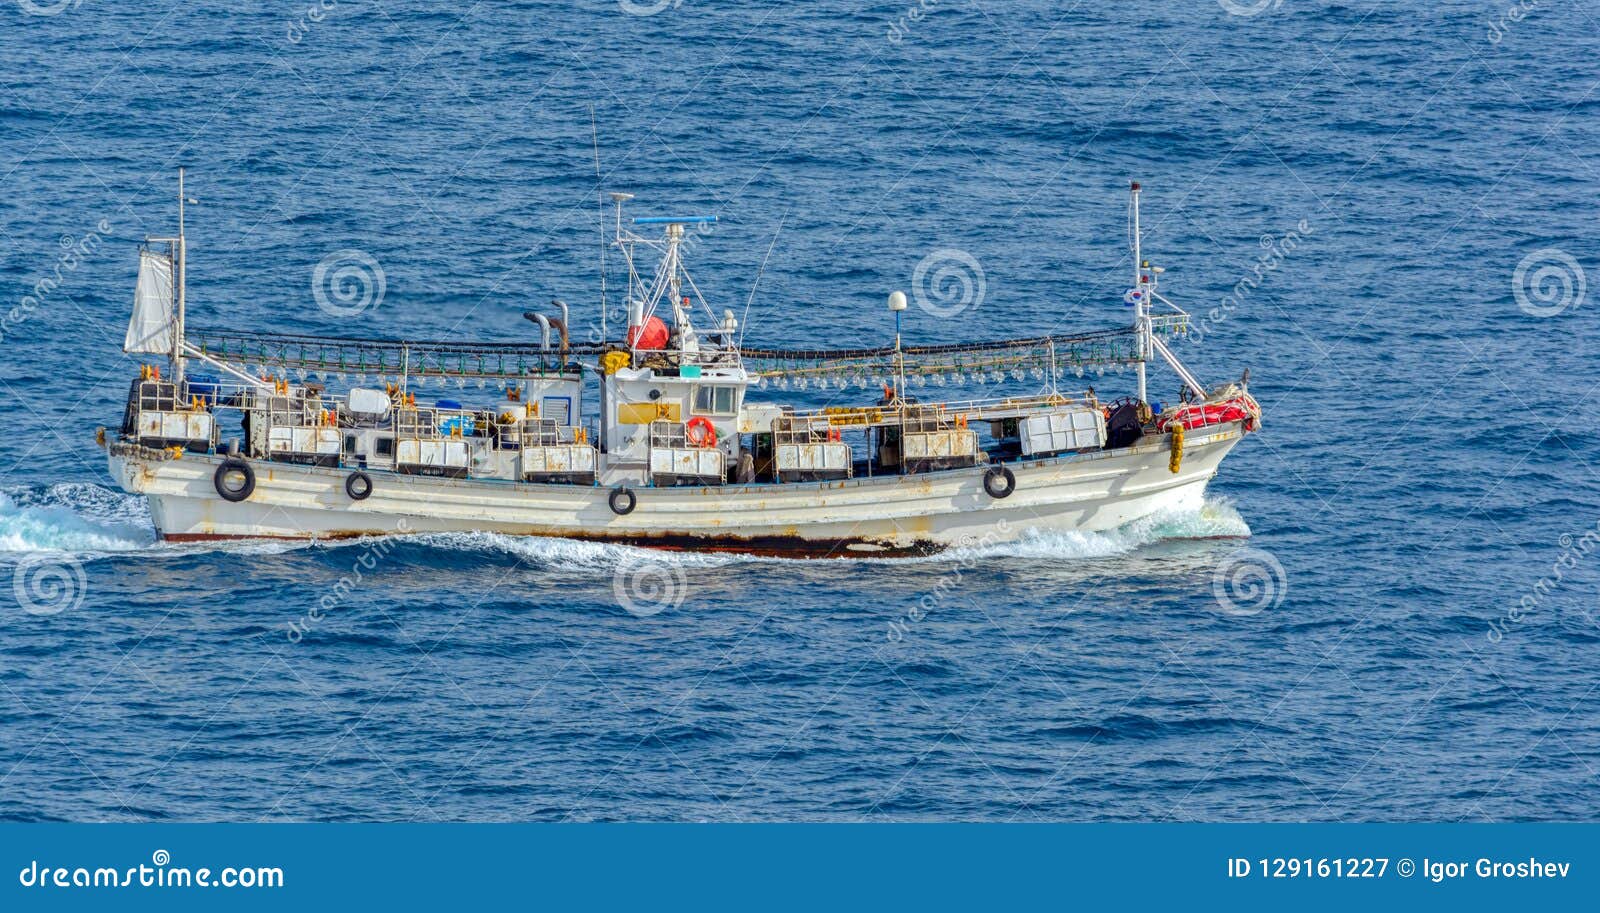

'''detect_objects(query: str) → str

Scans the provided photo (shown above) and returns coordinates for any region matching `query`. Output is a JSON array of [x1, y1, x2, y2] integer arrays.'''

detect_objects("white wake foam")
[[0, 483, 155, 556], [942, 497, 1252, 563]]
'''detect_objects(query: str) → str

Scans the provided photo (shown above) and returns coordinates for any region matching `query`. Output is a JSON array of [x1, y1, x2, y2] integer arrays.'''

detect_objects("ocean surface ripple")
[[0, 1, 1597, 821]]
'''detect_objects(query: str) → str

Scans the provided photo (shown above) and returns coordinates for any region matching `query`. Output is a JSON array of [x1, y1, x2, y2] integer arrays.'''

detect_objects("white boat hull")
[[108, 423, 1244, 557]]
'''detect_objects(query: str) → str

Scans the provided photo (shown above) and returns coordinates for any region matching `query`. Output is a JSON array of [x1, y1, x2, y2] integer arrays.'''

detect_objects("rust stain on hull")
[[161, 529, 944, 559]]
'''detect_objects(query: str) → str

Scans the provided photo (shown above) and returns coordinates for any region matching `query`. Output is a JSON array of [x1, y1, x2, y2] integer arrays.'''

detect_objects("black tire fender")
[[983, 464, 1016, 500], [214, 458, 256, 503], [608, 486, 637, 516], [345, 471, 373, 501]]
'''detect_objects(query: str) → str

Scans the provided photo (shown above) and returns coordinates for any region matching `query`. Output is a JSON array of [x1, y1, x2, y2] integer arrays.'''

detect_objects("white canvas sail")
[[125, 249, 175, 354]]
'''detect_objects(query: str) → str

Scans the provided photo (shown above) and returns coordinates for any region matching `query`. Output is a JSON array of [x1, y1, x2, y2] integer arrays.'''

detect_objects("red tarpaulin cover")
[[1166, 399, 1254, 431]]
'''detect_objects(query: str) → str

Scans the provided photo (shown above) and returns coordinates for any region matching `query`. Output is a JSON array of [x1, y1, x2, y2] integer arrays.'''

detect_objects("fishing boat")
[[103, 177, 1260, 557]]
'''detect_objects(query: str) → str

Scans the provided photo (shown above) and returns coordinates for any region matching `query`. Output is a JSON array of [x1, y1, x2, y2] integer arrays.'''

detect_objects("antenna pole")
[[590, 105, 608, 343], [175, 167, 187, 386], [739, 214, 785, 350], [1131, 180, 1146, 405], [895, 309, 904, 400]]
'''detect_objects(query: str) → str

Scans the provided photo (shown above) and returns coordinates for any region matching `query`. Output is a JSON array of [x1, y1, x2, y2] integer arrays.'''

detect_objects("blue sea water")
[[0, 1, 1598, 822]]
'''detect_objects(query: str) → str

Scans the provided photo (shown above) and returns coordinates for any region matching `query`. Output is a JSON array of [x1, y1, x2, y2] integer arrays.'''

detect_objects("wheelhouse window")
[[693, 385, 737, 416]]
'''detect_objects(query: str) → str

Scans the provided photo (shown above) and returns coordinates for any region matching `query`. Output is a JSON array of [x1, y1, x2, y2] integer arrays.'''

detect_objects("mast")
[[1130, 180, 1146, 405], [610, 192, 634, 343], [887, 290, 908, 438], [171, 168, 190, 385]]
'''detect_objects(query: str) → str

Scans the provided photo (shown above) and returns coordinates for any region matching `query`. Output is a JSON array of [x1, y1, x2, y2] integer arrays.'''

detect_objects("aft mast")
[[1131, 180, 1147, 405], [173, 167, 189, 386]]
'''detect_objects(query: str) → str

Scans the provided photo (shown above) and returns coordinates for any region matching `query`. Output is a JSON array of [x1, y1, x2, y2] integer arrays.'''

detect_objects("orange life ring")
[[685, 415, 717, 448], [827, 427, 842, 443]]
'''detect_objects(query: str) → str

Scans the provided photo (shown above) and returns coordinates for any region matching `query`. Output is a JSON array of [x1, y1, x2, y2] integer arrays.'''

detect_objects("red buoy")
[[626, 315, 669, 350]]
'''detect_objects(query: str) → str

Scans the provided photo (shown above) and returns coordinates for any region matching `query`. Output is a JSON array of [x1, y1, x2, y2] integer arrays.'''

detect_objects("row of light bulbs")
[[754, 361, 1130, 390], [239, 359, 1134, 393]]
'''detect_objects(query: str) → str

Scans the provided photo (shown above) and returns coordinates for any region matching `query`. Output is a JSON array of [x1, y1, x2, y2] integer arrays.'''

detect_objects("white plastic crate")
[[649, 447, 724, 480], [775, 442, 851, 472], [137, 411, 213, 443], [397, 439, 469, 468], [520, 445, 596, 475], [1019, 407, 1105, 456], [269, 426, 340, 456], [902, 429, 978, 461]]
